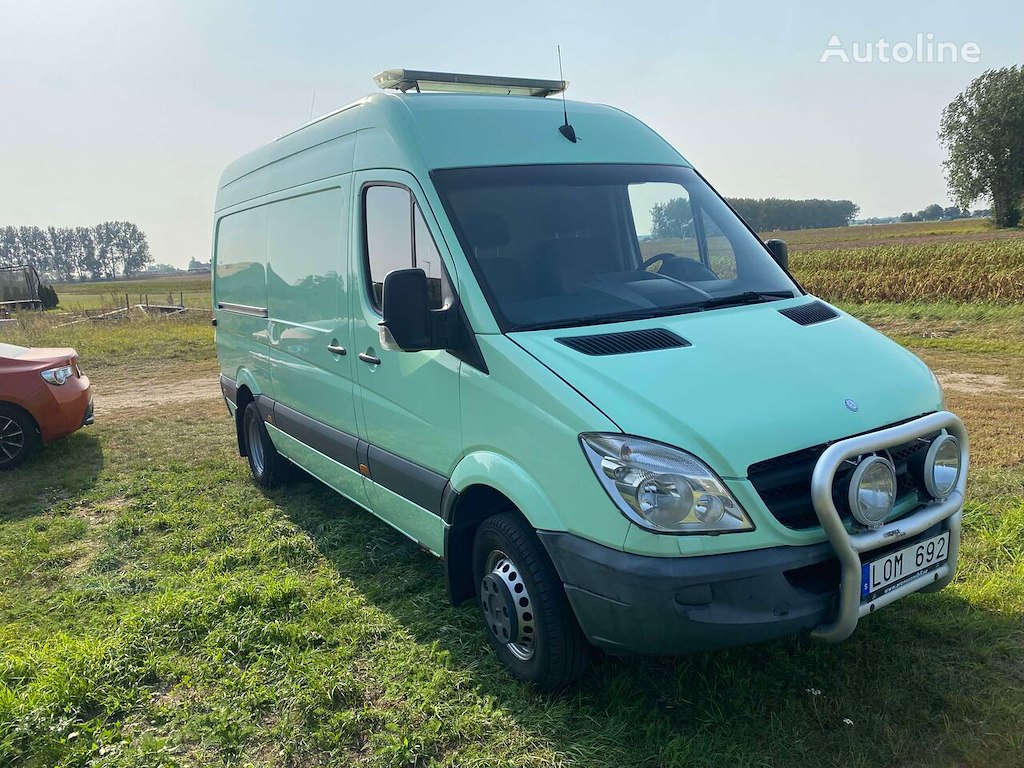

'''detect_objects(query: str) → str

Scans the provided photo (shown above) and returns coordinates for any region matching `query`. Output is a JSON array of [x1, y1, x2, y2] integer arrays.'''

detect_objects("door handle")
[[358, 352, 382, 365], [327, 342, 347, 356]]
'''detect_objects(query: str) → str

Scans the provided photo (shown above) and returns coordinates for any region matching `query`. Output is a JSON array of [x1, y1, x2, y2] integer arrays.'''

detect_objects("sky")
[[1, 1, 1021, 268]]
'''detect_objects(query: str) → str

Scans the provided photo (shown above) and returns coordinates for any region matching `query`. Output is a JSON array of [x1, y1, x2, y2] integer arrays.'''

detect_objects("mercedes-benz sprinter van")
[[213, 70, 968, 689]]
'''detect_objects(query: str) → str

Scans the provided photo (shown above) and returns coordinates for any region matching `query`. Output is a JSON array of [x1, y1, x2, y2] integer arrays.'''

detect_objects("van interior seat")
[[463, 211, 529, 299], [537, 199, 619, 294]]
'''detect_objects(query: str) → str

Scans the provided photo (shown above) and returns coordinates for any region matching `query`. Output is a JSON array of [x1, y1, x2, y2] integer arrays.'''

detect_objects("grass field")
[[51, 274, 212, 312], [1, 221, 1022, 767]]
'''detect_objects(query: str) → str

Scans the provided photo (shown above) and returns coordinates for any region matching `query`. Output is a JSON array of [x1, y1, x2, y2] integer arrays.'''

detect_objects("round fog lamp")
[[847, 455, 896, 527], [924, 435, 961, 499]]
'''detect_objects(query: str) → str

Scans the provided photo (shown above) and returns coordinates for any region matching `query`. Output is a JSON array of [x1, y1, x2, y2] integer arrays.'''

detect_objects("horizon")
[[1, 0, 1021, 269]]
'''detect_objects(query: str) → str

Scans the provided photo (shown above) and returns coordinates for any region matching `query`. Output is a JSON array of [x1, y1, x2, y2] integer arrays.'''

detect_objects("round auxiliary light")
[[847, 455, 897, 527], [923, 434, 961, 499]]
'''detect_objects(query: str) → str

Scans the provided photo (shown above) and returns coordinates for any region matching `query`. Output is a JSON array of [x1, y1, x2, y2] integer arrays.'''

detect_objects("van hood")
[[508, 299, 942, 478]]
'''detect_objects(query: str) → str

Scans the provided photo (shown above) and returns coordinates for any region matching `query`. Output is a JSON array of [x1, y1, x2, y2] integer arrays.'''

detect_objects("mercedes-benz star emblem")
[[844, 398, 859, 412]]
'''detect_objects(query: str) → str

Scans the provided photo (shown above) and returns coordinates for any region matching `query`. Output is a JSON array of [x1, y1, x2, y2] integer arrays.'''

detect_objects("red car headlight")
[[41, 365, 75, 386]]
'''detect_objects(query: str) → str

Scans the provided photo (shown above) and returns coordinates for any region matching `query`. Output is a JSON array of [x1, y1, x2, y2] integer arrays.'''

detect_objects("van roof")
[[216, 92, 689, 212]]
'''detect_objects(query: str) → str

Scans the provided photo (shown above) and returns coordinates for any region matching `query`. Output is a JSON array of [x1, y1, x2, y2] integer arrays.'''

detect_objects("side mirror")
[[765, 239, 788, 271], [380, 268, 433, 352]]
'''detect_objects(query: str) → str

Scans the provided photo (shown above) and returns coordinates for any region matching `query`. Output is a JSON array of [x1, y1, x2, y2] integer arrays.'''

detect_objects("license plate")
[[861, 532, 949, 600]]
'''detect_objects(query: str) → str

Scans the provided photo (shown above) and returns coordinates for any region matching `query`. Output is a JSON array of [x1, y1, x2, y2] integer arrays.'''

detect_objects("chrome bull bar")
[[809, 411, 969, 643]]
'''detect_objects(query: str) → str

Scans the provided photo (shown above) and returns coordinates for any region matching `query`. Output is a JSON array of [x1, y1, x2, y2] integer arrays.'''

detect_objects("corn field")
[[791, 238, 1024, 303]]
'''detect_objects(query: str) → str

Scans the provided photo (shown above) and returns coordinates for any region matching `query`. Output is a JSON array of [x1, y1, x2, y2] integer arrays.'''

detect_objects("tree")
[[940, 66, 1024, 228], [0, 222, 154, 279], [38, 284, 59, 309], [650, 198, 694, 238]]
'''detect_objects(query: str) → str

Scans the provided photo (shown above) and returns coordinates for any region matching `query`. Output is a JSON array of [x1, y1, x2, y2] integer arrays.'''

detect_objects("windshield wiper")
[[511, 292, 796, 332], [686, 291, 795, 310]]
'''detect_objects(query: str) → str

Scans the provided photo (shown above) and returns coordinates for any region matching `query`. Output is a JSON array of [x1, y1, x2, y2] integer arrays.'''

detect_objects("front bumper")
[[82, 394, 95, 426], [808, 410, 968, 642], [540, 530, 840, 653], [539, 411, 967, 655], [34, 375, 92, 443]]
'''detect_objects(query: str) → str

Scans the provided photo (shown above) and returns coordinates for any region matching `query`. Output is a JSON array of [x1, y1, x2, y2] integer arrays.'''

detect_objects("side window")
[[414, 203, 453, 309], [267, 188, 345, 325], [628, 183, 701, 269], [701, 210, 739, 279], [215, 206, 268, 308], [364, 185, 452, 311], [365, 185, 413, 309]]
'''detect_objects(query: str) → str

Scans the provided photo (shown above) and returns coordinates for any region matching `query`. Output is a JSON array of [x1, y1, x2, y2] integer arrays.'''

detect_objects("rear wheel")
[[0, 404, 38, 471], [473, 512, 590, 690], [241, 402, 290, 488]]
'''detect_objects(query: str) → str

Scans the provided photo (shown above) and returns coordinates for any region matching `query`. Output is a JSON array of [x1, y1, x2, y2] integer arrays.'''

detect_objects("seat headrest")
[[545, 200, 590, 238], [462, 211, 510, 249]]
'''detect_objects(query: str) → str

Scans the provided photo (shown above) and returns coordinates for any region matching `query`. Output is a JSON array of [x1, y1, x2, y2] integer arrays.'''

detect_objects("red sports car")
[[0, 342, 93, 469]]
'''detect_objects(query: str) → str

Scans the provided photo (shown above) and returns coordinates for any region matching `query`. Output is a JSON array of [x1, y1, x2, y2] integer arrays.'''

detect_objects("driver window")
[[628, 183, 702, 272]]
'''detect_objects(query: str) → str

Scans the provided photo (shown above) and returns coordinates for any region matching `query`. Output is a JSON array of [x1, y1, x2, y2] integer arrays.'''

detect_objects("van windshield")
[[431, 164, 800, 332]]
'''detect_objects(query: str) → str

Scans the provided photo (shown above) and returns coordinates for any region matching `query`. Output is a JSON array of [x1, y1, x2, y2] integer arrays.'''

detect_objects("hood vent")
[[779, 301, 839, 326], [556, 328, 691, 356]]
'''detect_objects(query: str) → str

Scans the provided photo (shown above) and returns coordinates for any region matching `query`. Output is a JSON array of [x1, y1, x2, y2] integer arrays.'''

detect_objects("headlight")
[[580, 433, 753, 534], [40, 365, 74, 386], [921, 434, 961, 499], [847, 455, 896, 527]]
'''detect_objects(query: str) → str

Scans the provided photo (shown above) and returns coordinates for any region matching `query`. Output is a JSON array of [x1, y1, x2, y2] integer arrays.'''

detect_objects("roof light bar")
[[373, 69, 567, 98]]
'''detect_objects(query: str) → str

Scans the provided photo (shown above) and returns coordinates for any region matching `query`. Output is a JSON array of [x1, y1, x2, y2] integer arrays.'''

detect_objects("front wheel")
[[473, 512, 590, 690], [0, 405, 38, 470], [241, 402, 291, 488]]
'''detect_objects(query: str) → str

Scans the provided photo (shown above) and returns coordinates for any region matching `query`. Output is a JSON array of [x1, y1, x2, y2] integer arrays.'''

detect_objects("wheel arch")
[[230, 367, 262, 457], [443, 452, 565, 606], [0, 399, 41, 436]]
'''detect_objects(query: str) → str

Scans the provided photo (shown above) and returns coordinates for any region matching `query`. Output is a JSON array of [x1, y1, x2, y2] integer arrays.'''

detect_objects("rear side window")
[[363, 185, 451, 311], [215, 206, 268, 309], [267, 188, 345, 325]]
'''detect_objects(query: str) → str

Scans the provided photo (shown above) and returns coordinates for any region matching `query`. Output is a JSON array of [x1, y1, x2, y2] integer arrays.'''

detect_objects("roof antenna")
[[557, 46, 577, 143]]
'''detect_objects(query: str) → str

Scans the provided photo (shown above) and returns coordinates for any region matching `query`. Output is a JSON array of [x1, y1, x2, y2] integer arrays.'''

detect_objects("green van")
[[213, 70, 968, 689]]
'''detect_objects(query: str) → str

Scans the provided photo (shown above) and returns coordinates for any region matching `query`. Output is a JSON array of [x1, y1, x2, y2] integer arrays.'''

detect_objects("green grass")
[[1, 397, 1021, 767], [0, 313, 213, 372], [52, 275, 212, 312], [0, 302, 1021, 766]]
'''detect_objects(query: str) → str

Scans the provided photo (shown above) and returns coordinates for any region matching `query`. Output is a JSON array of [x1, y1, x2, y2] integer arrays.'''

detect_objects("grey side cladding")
[[219, 374, 238, 405], [253, 395, 448, 517], [366, 444, 448, 516], [272, 401, 360, 472]]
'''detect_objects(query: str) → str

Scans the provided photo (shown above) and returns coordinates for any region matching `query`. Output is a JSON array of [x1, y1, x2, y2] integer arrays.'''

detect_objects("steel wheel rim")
[[0, 416, 25, 463], [246, 413, 265, 475], [481, 549, 536, 661]]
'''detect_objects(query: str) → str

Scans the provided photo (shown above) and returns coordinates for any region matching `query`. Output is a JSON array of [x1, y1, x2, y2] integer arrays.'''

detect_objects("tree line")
[[0, 222, 153, 281], [898, 204, 976, 222], [650, 197, 860, 238], [727, 198, 860, 231]]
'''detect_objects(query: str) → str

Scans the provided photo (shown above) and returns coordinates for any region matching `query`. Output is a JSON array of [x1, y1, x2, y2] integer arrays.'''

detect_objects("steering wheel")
[[642, 253, 717, 298]]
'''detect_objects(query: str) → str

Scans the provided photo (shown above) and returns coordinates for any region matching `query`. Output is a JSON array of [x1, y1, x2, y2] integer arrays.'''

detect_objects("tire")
[[473, 511, 590, 690], [0, 404, 39, 471], [241, 401, 291, 488]]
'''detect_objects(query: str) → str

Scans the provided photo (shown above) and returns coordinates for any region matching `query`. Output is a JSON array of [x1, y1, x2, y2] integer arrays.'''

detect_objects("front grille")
[[749, 431, 937, 529]]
